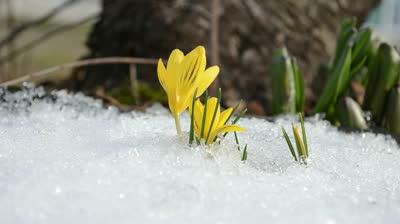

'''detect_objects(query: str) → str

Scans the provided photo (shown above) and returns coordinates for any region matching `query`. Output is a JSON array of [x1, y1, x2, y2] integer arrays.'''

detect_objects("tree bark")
[[74, 0, 379, 113]]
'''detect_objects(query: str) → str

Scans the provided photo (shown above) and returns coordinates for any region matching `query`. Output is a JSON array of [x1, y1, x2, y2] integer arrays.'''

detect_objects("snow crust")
[[0, 85, 399, 224]]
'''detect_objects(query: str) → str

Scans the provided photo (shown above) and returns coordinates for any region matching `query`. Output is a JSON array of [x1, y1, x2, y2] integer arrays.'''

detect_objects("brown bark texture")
[[74, 0, 378, 113]]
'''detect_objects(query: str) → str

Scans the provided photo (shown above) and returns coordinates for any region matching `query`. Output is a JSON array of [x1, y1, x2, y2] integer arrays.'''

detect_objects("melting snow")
[[0, 85, 399, 224]]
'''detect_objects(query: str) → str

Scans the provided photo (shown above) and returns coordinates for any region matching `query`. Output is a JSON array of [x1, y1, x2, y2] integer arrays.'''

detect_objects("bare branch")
[[0, 57, 159, 87], [0, 0, 81, 50], [0, 14, 98, 65]]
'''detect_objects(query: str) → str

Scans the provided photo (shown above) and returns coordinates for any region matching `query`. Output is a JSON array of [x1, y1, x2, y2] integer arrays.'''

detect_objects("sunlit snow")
[[0, 85, 399, 224]]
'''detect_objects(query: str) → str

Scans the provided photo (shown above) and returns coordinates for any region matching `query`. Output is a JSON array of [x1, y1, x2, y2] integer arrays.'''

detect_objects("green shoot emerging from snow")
[[281, 113, 309, 164]]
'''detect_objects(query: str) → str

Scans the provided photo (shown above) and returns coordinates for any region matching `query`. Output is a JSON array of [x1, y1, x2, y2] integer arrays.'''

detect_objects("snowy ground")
[[0, 86, 399, 224]]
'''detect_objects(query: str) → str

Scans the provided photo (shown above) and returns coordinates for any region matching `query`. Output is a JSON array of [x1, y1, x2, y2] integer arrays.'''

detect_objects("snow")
[[0, 85, 399, 224]]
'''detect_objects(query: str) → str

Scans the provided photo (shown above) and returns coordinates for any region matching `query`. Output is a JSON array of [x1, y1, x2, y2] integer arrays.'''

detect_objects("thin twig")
[[0, 57, 159, 87]]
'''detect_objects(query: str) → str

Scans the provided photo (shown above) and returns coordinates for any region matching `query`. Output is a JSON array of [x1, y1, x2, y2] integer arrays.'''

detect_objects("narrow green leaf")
[[200, 91, 209, 140], [298, 113, 308, 157], [224, 100, 242, 125], [212, 101, 241, 143], [363, 42, 382, 109], [383, 85, 400, 134], [232, 108, 248, 124], [234, 132, 240, 151], [366, 43, 400, 124], [333, 18, 355, 66], [292, 58, 305, 112], [189, 89, 198, 145], [220, 101, 243, 140], [271, 47, 296, 114], [350, 57, 367, 77], [292, 124, 307, 159], [221, 108, 247, 139], [241, 144, 248, 161], [350, 28, 372, 68], [315, 45, 352, 113], [334, 46, 352, 101], [281, 127, 298, 161]]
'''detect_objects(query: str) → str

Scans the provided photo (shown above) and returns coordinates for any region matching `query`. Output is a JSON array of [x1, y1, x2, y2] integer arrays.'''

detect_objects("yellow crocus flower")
[[190, 97, 245, 144], [157, 46, 220, 134]]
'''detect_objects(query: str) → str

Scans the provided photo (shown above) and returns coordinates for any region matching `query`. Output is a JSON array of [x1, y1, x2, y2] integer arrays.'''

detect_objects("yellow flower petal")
[[196, 66, 220, 97], [157, 59, 168, 92], [166, 49, 184, 95], [218, 107, 233, 127], [189, 99, 204, 137], [177, 47, 205, 94], [175, 47, 206, 113], [207, 124, 245, 144], [204, 97, 220, 140], [167, 49, 184, 74]]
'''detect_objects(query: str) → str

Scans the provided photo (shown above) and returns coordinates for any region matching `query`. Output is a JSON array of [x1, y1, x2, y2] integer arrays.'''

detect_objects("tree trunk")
[[72, 0, 379, 114]]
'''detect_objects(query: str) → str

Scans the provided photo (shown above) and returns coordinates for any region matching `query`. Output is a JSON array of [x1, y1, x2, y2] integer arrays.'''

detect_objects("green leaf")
[[383, 86, 400, 134], [299, 113, 308, 157], [189, 89, 198, 145], [234, 132, 240, 151], [292, 58, 305, 112], [350, 28, 372, 69], [333, 18, 355, 66], [365, 43, 400, 124], [334, 46, 353, 100], [350, 56, 367, 77], [271, 47, 296, 115], [221, 102, 246, 140], [220, 100, 242, 140], [281, 127, 298, 161], [292, 124, 307, 162], [200, 91, 209, 140], [363, 43, 381, 109], [315, 45, 352, 113], [224, 100, 242, 126], [232, 108, 247, 125], [241, 144, 248, 161]]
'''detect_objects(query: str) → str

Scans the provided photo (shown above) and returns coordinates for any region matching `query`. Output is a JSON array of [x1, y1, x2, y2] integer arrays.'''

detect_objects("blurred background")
[[0, 0, 399, 127]]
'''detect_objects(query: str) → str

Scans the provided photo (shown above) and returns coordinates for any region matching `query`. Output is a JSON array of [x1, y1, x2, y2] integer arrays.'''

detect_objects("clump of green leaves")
[[271, 47, 304, 115], [382, 84, 400, 134], [363, 43, 400, 125], [281, 113, 309, 164], [312, 18, 400, 135], [315, 19, 372, 122]]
